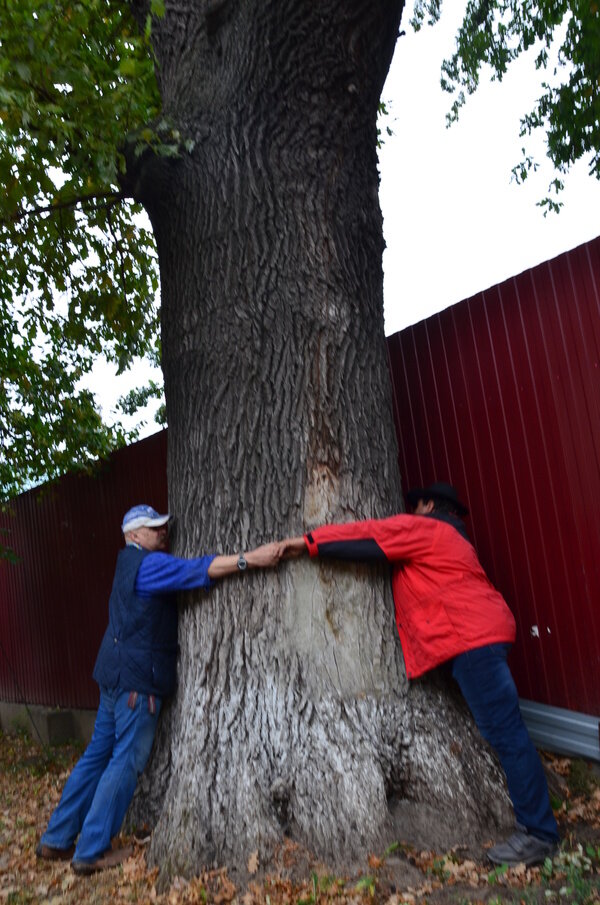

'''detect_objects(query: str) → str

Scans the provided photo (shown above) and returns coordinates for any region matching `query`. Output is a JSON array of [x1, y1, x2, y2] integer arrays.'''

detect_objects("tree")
[[7, 0, 587, 880], [119, 0, 512, 875]]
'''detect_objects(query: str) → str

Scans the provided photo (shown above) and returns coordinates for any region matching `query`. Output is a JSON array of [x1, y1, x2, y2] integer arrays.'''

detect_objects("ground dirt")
[[1, 731, 598, 905]]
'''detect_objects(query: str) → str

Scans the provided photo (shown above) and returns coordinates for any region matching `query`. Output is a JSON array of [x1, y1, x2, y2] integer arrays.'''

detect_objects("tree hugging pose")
[[37, 504, 282, 875], [279, 482, 559, 867]]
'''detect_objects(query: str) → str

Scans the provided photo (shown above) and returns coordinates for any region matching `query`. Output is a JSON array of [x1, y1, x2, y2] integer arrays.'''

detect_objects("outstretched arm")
[[207, 541, 283, 578], [135, 542, 283, 596], [281, 515, 434, 564], [279, 536, 308, 559], [281, 528, 388, 563]]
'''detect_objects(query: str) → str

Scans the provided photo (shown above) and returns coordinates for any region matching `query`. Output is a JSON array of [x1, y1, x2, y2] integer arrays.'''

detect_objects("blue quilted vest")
[[93, 545, 179, 697]]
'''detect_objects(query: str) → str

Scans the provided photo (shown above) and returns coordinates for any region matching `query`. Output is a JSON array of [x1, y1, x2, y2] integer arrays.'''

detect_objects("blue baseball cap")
[[121, 504, 170, 533]]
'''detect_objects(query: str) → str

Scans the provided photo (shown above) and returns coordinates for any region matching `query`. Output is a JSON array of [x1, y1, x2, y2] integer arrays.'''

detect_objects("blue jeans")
[[452, 643, 558, 842], [41, 687, 161, 862]]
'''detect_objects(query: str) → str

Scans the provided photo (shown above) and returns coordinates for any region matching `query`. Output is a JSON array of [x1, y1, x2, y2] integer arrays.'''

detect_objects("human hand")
[[245, 541, 285, 569], [279, 536, 307, 559]]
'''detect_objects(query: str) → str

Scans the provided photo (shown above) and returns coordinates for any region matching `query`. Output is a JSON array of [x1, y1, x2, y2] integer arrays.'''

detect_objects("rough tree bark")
[[126, 0, 513, 878]]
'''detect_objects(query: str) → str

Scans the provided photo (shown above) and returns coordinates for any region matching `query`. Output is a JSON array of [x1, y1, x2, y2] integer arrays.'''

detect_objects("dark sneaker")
[[71, 846, 133, 875], [36, 842, 75, 861], [488, 830, 558, 866]]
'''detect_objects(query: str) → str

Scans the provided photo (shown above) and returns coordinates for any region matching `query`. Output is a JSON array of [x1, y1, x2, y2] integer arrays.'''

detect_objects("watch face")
[[237, 554, 247, 571]]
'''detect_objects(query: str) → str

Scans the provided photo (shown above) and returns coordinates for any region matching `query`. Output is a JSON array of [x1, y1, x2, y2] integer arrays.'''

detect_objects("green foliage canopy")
[[412, 0, 600, 213], [0, 0, 163, 502]]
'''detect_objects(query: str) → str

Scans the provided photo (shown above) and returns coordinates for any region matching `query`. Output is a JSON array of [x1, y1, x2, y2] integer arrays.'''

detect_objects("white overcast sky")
[[93, 3, 600, 430], [380, 3, 600, 335]]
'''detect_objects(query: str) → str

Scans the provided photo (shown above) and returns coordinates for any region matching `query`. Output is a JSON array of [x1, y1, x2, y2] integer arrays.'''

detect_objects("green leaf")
[[118, 58, 141, 78], [14, 62, 31, 81]]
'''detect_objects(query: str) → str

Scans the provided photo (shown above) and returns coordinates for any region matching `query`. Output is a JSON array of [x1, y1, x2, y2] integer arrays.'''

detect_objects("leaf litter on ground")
[[0, 731, 598, 904]]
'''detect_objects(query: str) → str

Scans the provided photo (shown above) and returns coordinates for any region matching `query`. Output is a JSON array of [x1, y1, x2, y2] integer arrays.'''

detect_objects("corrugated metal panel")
[[0, 430, 168, 709], [519, 699, 600, 762], [387, 236, 600, 717]]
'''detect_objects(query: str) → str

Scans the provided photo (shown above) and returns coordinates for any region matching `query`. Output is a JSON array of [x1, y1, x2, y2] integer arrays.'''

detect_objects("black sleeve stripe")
[[306, 532, 315, 544], [317, 538, 387, 562]]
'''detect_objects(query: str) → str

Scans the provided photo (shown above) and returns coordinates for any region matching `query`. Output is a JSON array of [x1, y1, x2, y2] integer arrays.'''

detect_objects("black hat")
[[405, 481, 469, 517]]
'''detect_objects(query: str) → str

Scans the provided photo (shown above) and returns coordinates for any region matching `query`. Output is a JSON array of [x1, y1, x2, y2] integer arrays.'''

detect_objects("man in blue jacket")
[[36, 504, 281, 874]]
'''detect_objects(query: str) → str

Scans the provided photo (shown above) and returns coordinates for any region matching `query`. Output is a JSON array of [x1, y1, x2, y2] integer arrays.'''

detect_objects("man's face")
[[128, 524, 168, 551], [414, 498, 435, 515]]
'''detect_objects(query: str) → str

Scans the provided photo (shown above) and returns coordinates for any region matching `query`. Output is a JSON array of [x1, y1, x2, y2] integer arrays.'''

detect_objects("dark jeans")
[[452, 643, 559, 842]]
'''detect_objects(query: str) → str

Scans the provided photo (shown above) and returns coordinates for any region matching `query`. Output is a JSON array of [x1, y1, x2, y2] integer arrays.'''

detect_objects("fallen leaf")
[[213, 875, 236, 904], [247, 850, 259, 874], [61, 873, 75, 891]]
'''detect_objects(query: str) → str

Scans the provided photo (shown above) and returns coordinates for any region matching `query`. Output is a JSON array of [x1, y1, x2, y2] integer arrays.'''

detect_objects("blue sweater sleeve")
[[134, 552, 216, 598]]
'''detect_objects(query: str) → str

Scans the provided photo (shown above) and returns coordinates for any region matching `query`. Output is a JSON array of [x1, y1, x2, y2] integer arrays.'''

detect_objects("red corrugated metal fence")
[[387, 236, 600, 716], [0, 430, 168, 709]]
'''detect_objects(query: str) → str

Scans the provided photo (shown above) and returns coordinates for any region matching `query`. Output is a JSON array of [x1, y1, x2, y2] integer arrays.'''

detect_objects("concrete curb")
[[0, 701, 95, 746]]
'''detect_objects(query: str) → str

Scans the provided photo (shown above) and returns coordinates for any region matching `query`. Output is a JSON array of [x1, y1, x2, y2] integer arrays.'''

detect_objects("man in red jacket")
[[281, 482, 559, 866]]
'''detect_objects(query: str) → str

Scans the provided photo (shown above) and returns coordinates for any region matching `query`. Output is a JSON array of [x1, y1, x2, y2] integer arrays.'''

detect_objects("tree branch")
[[2, 190, 127, 225], [129, 0, 151, 34]]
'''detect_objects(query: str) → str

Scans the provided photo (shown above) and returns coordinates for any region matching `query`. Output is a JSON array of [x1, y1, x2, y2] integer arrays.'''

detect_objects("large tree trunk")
[[127, 0, 512, 878]]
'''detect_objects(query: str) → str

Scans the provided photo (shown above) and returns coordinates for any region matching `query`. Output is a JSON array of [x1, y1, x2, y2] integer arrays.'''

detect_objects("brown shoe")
[[71, 846, 133, 875], [36, 842, 75, 861]]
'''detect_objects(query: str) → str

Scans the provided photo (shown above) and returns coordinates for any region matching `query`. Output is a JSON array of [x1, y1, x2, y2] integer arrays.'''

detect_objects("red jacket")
[[304, 514, 516, 679]]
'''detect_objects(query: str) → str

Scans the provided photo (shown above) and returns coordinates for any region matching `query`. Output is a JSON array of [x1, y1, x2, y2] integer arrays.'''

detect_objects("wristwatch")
[[237, 553, 247, 572]]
